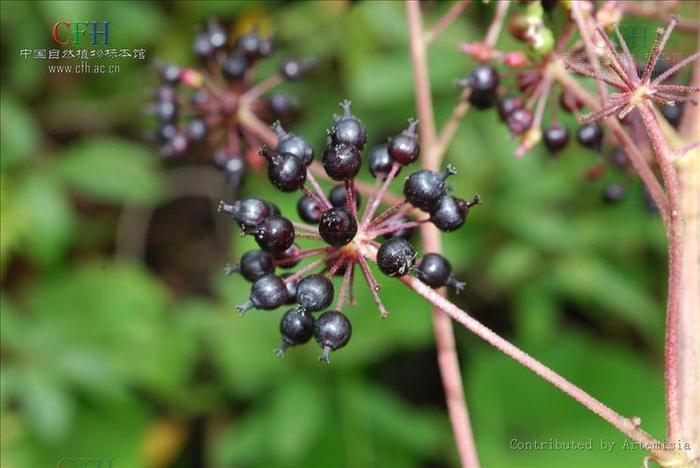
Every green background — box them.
[1,1,696,467]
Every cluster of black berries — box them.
[218,101,479,362]
[149,18,313,189]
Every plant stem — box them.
[425,0,470,44]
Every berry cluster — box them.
[219,101,479,362]
[149,19,313,189]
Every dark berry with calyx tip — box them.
[377,237,416,277]
[237,30,263,61]
[272,121,313,166]
[219,197,274,231]
[259,146,307,192]
[159,64,180,83]
[403,164,457,211]
[322,143,361,180]
[280,273,299,304]
[206,19,227,49]
[576,123,603,150]
[155,100,177,123]
[382,215,415,241]
[368,143,396,179]
[388,119,420,165]
[560,89,584,113]
[274,243,302,269]
[194,32,214,59]
[276,309,315,356]
[543,123,570,153]
[497,95,524,121]
[253,216,295,253]
[416,253,465,293]
[296,275,334,312]
[158,124,177,142]
[431,195,481,232]
[507,108,533,135]
[603,183,625,204]
[331,100,367,149]
[661,103,682,128]
[280,58,314,81]
[297,195,323,224]
[258,38,274,57]
[236,274,288,315]
[221,53,248,81]
[464,65,499,109]
[229,250,275,282]
[329,184,361,210]
[609,148,629,169]
[269,92,298,116]
[319,208,357,246]
[187,119,208,142]
[315,310,351,363]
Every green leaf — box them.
[21,370,73,442]
[55,138,164,204]
[0,96,40,169]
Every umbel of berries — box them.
[219,100,480,362]
[149,18,314,192]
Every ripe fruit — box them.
[377,237,416,277]
[382,215,415,240]
[329,184,361,210]
[296,275,335,312]
[661,103,682,127]
[194,32,214,59]
[269,92,299,118]
[280,58,314,81]
[560,89,583,113]
[330,100,367,150]
[237,273,288,314]
[416,253,465,293]
[280,273,299,304]
[314,310,352,363]
[297,195,323,224]
[221,53,248,81]
[507,108,533,135]
[430,195,481,232]
[497,95,524,121]
[273,121,313,166]
[465,65,499,109]
[253,216,295,253]
[159,64,181,83]
[260,146,307,192]
[187,119,208,142]
[319,208,357,246]
[237,30,263,61]
[274,243,302,269]
[230,250,275,282]
[603,183,625,204]
[155,100,177,123]
[276,309,315,356]
[322,143,362,180]
[403,165,457,211]
[368,143,395,179]
[576,123,604,150]
[609,148,629,169]
[543,123,570,153]
[388,120,420,165]
[218,197,277,231]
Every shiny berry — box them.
[274,243,302,269]
[430,195,481,232]
[543,123,570,153]
[187,119,208,142]
[603,183,625,204]
[296,274,334,312]
[388,120,420,165]
[319,208,357,246]
[609,148,629,169]
[155,100,177,123]
[155,85,176,102]
[322,143,361,180]
[280,58,314,81]
[314,310,352,363]
[157,124,177,142]
[206,19,227,49]
[276,309,315,356]
[331,100,367,150]
[507,108,533,134]
[237,30,263,61]
[382,215,415,240]
[219,197,276,231]
[272,122,313,166]
[377,237,415,277]
[465,65,499,109]
[329,184,361,210]
[159,64,180,83]
[194,32,214,59]
[228,250,275,282]
[280,273,299,304]
[576,123,603,150]
[253,216,295,253]
[497,95,524,121]
[661,103,682,128]
[260,146,307,192]
[236,274,288,314]
[416,253,465,293]
[221,53,247,81]
[403,164,457,211]
[368,143,395,179]
[269,92,299,118]
[297,195,323,224]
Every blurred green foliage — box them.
[1,1,696,467]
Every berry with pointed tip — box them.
[329,184,361,210]
[236,273,288,314]
[221,53,248,81]
[319,208,357,246]
[296,274,334,312]
[331,100,367,150]
[576,123,603,150]
[382,215,415,240]
[259,146,307,192]
[465,65,499,109]
[253,216,295,253]
[377,237,416,277]
[297,195,323,224]
[543,123,570,153]
[416,253,465,293]
[231,250,275,282]
[430,195,481,232]
[322,143,362,180]
[507,108,533,135]
[403,164,457,211]
[603,183,625,204]
[497,95,524,121]
[276,309,315,356]
[280,273,299,304]
[272,122,313,166]
[388,120,420,165]
[368,143,396,179]
[218,197,276,231]
[280,58,314,81]
[275,243,302,269]
[314,310,351,363]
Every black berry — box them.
[576,123,603,150]
[329,184,361,210]
[218,197,276,231]
[314,310,352,363]
[280,58,314,81]
[187,119,208,142]
[237,30,263,61]
[274,243,302,269]
[322,143,362,181]
[507,108,533,135]
[603,183,625,204]
[260,146,307,192]
[497,95,524,121]
[280,273,299,304]
[377,237,416,277]
[194,32,214,59]
[430,195,481,232]
[228,250,275,282]
[253,216,295,253]
[269,92,299,118]
[296,274,334,312]
[272,121,314,166]
[609,148,629,169]
[661,103,682,128]
[331,100,367,150]
[297,195,323,224]
[543,123,570,153]
[159,64,180,83]
[465,65,499,109]
[237,273,288,314]
[403,164,457,211]
[368,143,395,179]
[221,53,248,81]
[276,309,315,356]
[388,120,420,165]
[416,253,465,293]
[319,208,357,246]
